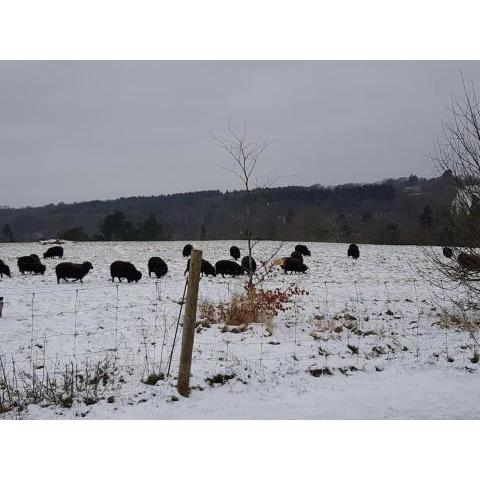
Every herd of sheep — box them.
[2,241,479,286]
[0,242,365,284]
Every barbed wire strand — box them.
[166,277,188,377]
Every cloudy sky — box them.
[1,61,479,207]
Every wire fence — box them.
[0,276,478,412]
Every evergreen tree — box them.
[361,212,373,223]
[2,224,14,242]
[200,222,207,240]
[419,205,434,228]
[100,211,133,240]
[407,174,419,186]
[137,213,164,240]
[469,196,480,220]
[58,226,90,241]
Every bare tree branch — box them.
[214,119,272,286]
[426,76,480,345]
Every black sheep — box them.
[282,257,308,274]
[215,260,245,278]
[295,244,311,256]
[0,260,11,278]
[148,257,168,278]
[182,244,193,257]
[55,262,93,284]
[184,258,216,277]
[17,256,46,275]
[457,253,480,270]
[43,246,64,259]
[290,251,304,263]
[347,243,360,259]
[443,247,454,259]
[241,255,257,273]
[230,246,241,261]
[110,261,142,283]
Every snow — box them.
[23,366,479,420]
[0,240,478,419]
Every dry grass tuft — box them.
[436,312,480,333]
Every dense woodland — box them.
[0,173,462,245]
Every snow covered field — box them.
[0,240,478,419]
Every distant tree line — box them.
[0,174,463,246]
[53,212,166,242]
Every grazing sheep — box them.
[457,253,480,270]
[295,244,311,256]
[0,260,11,278]
[348,243,360,259]
[230,246,241,261]
[55,262,93,284]
[184,258,216,277]
[148,257,168,278]
[110,261,142,283]
[241,255,257,274]
[182,244,193,257]
[17,256,46,275]
[215,260,245,278]
[443,247,454,259]
[282,257,308,274]
[43,246,64,259]
[290,251,304,263]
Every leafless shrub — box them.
[198,299,222,326]
[0,354,119,415]
[198,281,308,333]
[425,76,480,280]
[424,76,480,346]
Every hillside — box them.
[0,173,457,244]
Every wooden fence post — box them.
[177,248,202,397]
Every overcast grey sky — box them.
[1,61,479,207]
